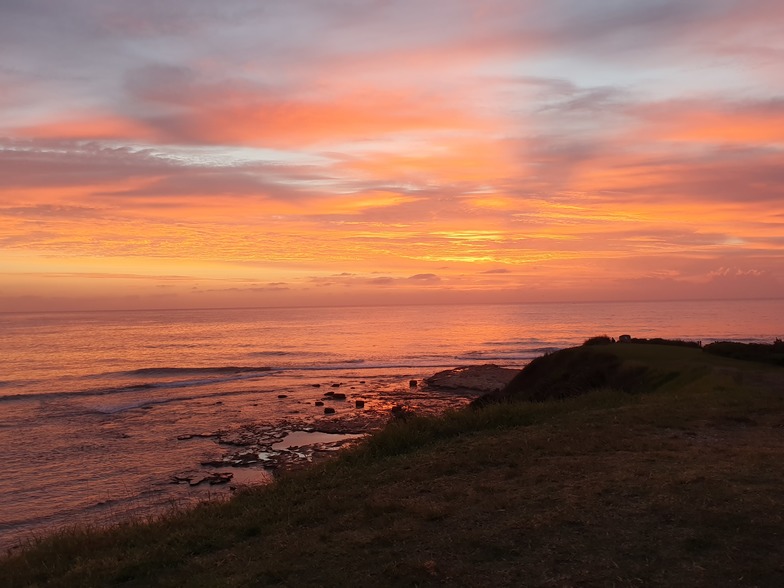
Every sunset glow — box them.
[2,0,783,311]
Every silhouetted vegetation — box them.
[704,340,784,366]
[630,337,701,348]
[473,344,665,407]
[583,335,615,345]
[583,335,702,349]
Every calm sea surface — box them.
[1,300,782,551]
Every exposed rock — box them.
[177,432,221,441]
[425,364,520,393]
[207,472,233,485]
[217,431,256,446]
[200,451,261,467]
[171,472,234,486]
[179,364,507,481]
[201,458,237,467]
[183,421,373,480]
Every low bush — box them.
[583,335,615,346]
[704,341,784,366]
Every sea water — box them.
[1,300,781,551]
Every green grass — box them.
[3,344,784,587]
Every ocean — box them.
[1,300,782,552]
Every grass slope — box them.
[3,344,784,587]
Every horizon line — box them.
[1,296,782,316]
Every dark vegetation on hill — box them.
[583,335,784,367]
[3,341,784,587]
[476,336,784,408]
[472,347,649,407]
[584,335,702,348]
[704,339,784,366]
[472,337,693,407]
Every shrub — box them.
[583,335,615,346]
[704,341,784,366]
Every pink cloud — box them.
[631,99,784,146]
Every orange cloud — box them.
[336,136,519,184]
[633,101,784,145]
[161,90,492,148]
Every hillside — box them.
[3,343,784,587]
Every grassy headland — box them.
[3,343,784,587]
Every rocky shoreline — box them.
[171,364,521,488]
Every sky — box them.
[1,0,783,311]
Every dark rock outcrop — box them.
[425,364,520,393]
